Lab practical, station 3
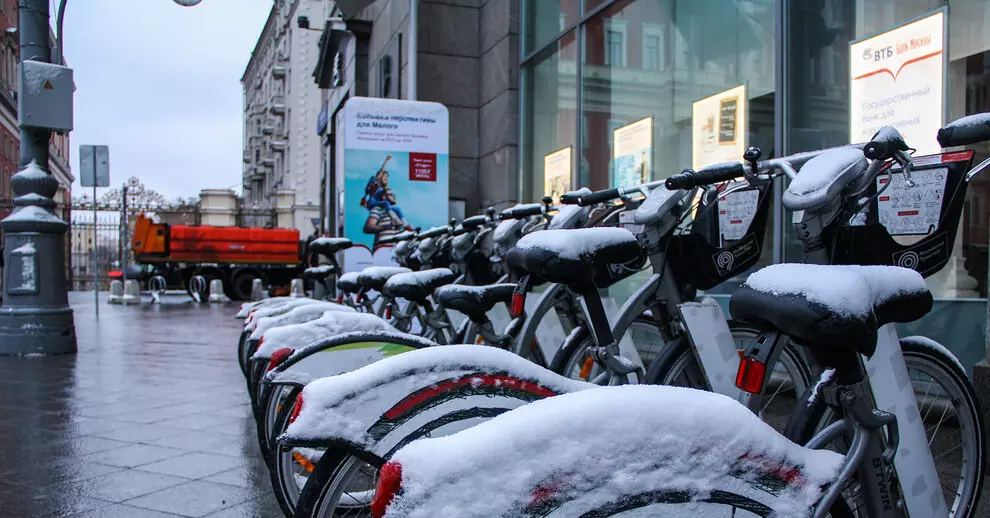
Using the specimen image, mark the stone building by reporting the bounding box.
[242,0,330,234]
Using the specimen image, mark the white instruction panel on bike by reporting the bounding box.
[867,325,948,518]
[876,167,946,236]
[677,299,741,400]
[717,185,759,244]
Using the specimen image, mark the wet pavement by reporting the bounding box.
[0,292,282,517]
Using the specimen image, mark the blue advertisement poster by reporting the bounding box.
[337,98,450,272]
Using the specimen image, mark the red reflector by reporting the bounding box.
[735,357,767,394]
[267,347,294,371]
[337,294,343,304]
[289,393,304,424]
[371,462,403,518]
[385,305,392,319]
[510,293,525,317]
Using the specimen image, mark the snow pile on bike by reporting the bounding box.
[249,302,355,340]
[385,385,844,518]
[283,345,594,447]
[253,312,396,360]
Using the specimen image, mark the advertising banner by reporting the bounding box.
[337,97,449,272]
[612,117,652,188]
[543,146,572,202]
[850,10,945,155]
[692,84,747,170]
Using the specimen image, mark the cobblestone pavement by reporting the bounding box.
[0,292,282,517]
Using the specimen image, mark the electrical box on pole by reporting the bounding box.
[18,61,74,132]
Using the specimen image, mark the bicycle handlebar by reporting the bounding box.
[665,162,745,189]
[937,112,990,148]
[577,187,620,206]
[418,226,450,239]
[499,203,543,220]
[864,126,909,161]
[460,214,488,231]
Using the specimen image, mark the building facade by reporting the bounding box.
[242,0,329,235]
[308,0,990,373]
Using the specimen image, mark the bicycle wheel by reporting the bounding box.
[237,331,250,377]
[296,449,381,518]
[549,316,666,380]
[644,321,812,434]
[786,338,985,517]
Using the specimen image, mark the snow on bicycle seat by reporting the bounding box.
[303,265,335,279]
[382,385,843,518]
[434,284,515,323]
[630,185,690,226]
[356,266,412,292]
[308,237,353,255]
[730,264,932,357]
[337,272,361,293]
[783,146,868,211]
[547,202,591,230]
[507,228,642,287]
[384,268,458,303]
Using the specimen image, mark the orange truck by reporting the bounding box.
[131,215,305,300]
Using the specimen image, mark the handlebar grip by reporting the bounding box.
[499,204,543,220]
[937,112,990,148]
[864,126,909,160]
[559,192,582,205]
[460,214,488,231]
[666,162,744,189]
[419,226,450,239]
[577,187,620,206]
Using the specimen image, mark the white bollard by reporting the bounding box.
[208,279,228,303]
[290,278,305,298]
[122,280,140,305]
[251,278,265,301]
[108,280,124,304]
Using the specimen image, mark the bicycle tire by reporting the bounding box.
[268,385,308,517]
[785,338,986,517]
[237,330,250,377]
[296,447,382,518]
[644,321,812,434]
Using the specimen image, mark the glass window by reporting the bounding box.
[523,0,580,55]
[522,32,579,200]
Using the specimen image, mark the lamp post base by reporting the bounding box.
[0,306,76,355]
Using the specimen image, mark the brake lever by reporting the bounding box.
[894,150,915,187]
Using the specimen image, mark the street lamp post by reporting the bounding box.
[0,0,74,354]
[0,0,203,355]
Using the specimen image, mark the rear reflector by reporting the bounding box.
[289,393,304,424]
[510,293,525,317]
[385,305,392,320]
[268,348,294,372]
[735,357,767,394]
[371,462,403,518]
[337,294,344,304]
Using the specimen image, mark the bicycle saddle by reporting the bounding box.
[383,268,457,304]
[308,237,353,256]
[356,266,412,292]
[729,264,932,358]
[434,284,516,323]
[783,147,868,211]
[337,272,361,293]
[507,228,642,287]
[303,265,335,279]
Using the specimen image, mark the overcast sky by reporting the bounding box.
[63,0,273,201]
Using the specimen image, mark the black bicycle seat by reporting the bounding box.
[356,267,412,292]
[308,237,353,256]
[434,284,515,323]
[303,265,336,279]
[337,272,361,294]
[730,264,932,358]
[783,147,869,212]
[383,268,457,303]
[506,228,642,287]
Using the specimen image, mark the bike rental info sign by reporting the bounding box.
[849,9,946,154]
[336,97,450,272]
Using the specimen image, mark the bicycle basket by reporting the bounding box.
[828,151,975,278]
[666,180,773,290]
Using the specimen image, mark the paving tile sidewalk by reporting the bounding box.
[0,293,282,517]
